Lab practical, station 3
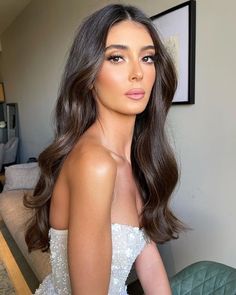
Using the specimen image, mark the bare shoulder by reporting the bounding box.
[63,138,117,232]
[64,139,117,185]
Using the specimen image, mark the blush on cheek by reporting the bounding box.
[94,69,126,102]
[98,65,126,86]
[147,68,156,84]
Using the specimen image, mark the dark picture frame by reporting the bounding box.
[0,82,5,102]
[151,0,196,104]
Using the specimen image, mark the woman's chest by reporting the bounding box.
[111,161,143,225]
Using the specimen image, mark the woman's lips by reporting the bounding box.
[125,88,145,100]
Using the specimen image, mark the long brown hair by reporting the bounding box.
[24,4,184,252]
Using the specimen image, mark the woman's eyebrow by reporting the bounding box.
[104,44,155,52]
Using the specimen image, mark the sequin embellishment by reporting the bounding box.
[34,224,150,295]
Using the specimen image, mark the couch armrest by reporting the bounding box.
[0,190,51,281]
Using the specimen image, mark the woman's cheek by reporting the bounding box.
[102,66,127,86]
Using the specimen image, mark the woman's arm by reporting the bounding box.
[135,241,172,295]
[66,147,117,295]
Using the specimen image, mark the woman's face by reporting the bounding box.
[93,20,156,117]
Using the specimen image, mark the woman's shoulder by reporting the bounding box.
[64,136,117,179]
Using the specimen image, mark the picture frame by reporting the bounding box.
[151,0,196,104]
[0,82,5,102]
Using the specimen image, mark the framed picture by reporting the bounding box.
[0,82,5,102]
[151,0,196,104]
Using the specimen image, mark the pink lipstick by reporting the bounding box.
[125,88,145,100]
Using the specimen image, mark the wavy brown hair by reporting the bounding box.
[24,4,184,252]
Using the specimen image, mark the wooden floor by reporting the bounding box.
[0,231,31,295]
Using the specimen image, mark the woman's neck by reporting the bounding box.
[94,113,136,163]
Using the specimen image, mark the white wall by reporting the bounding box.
[0,0,235,276]
[153,0,236,275]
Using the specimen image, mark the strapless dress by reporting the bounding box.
[34,223,150,295]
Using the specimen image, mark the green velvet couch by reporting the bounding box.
[127,260,236,295]
[171,261,236,295]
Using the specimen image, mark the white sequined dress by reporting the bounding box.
[34,223,150,295]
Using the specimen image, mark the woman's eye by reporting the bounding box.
[107,55,124,63]
[142,55,156,63]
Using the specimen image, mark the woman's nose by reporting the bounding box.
[129,61,143,81]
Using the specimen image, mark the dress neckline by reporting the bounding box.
[50,223,142,233]
[111,223,142,230]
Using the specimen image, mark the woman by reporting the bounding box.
[24,4,183,295]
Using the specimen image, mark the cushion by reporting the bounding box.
[3,162,40,192]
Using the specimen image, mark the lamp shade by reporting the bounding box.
[0,83,5,102]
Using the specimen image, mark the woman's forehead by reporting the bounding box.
[105,20,154,47]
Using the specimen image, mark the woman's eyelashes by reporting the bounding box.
[142,55,156,63]
[107,54,124,63]
[106,53,157,64]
